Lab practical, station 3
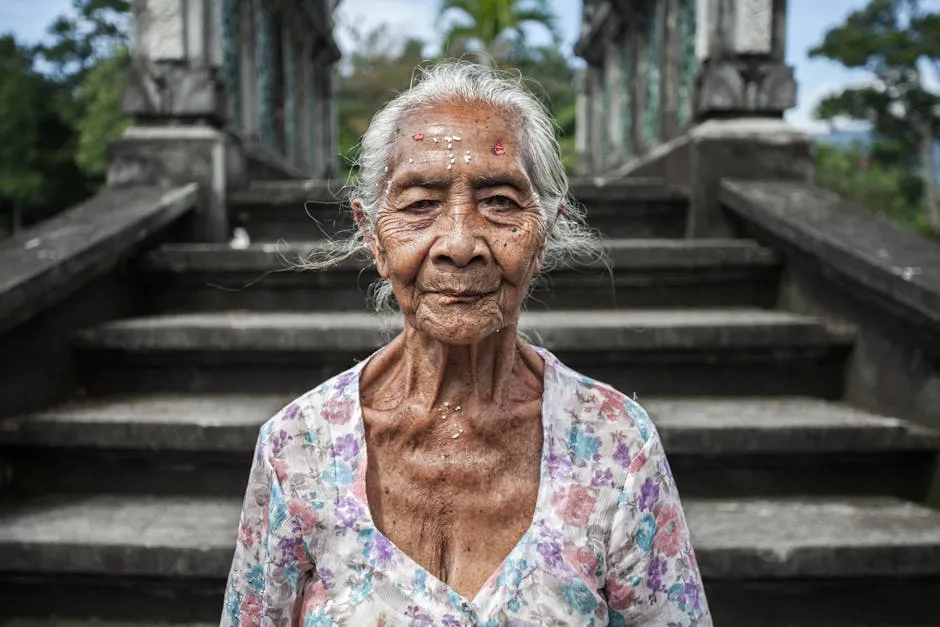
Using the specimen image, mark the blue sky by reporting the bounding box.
[2,0,938,133]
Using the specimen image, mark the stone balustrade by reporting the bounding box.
[575,0,796,177]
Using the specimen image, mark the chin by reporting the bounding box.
[413,310,507,345]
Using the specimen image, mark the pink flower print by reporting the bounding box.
[303,580,330,610]
[629,451,647,473]
[605,576,638,610]
[270,457,289,484]
[654,504,686,557]
[352,462,368,503]
[594,386,625,421]
[564,544,598,584]
[322,396,353,424]
[240,593,262,627]
[239,524,255,549]
[288,497,320,536]
[551,484,596,526]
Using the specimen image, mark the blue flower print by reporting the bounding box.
[566,426,601,463]
[304,610,333,627]
[636,512,657,551]
[245,563,264,593]
[321,460,354,487]
[562,578,598,614]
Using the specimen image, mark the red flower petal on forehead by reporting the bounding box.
[492,140,505,156]
[413,134,424,141]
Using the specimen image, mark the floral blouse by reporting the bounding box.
[222,346,711,626]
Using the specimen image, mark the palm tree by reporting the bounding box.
[437,0,560,62]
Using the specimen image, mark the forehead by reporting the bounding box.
[398,100,520,145]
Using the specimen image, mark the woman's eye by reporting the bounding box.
[482,195,520,210]
[406,199,439,212]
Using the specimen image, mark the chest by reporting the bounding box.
[361,406,543,596]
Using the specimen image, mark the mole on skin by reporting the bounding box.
[355,100,548,599]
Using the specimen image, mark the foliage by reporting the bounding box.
[809,0,940,233]
[338,0,578,178]
[0,0,133,237]
[814,142,937,238]
[74,45,131,178]
[0,35,91,236]
[438,0,559,62]
[337,26,428,176]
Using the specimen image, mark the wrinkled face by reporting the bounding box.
[358,101,547,344]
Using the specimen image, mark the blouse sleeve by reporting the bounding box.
[603,429,712,626]
[221,434,314,626]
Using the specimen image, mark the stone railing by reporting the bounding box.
[722,180,940,428]
[575,0,795,177]
[0,185,199,418]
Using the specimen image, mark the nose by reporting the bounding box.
[429,209,487,268]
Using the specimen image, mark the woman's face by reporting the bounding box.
[363,101,547,344]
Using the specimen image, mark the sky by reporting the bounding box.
[2,0,938,134]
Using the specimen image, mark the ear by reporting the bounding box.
[353,198,390,279]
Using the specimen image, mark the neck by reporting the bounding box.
[400,322,522,411]
[361,320,545,416]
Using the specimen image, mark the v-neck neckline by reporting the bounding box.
[347,345,554,611]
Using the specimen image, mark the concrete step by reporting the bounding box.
[1,495,939,625]
[140,239,781,312]
[71,309,854,396]
[227,179,689,241]
[2,396,935,500]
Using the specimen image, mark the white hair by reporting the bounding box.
[302,60,603,311]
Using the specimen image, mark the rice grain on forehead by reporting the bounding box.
[302,61,602,313]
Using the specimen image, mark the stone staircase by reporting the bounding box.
[2,179,940,626]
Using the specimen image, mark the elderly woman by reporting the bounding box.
[222,62,710,626]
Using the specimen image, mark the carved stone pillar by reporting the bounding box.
[123,0,226,123]
[110,0,242,242]
[693,0,796,120]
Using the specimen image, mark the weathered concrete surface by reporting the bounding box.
[647,397,940,454]
[0,496,237,577]
[4,495,940,580]
[72,309,848,352]
[140,238,782,312]
[107,127,232,242]
[0,185,197,334]
[722,179,940,429]
[5,395,933,458]
[721,180,940,330]
[143,238,779,274]
[690,497,940,578]
[0,395,289,452]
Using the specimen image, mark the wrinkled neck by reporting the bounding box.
[397,321,523,411]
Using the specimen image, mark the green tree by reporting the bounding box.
[438,0,560,62]
[35,0,131,89]
[0,35,91,235]
[74,45,131,179]
[809,0,940,233]
[814,142,929,235]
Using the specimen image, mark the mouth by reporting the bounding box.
[434,290,497,303]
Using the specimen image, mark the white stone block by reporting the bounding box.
[733,0,774,54]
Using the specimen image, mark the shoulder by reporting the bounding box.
[256,364,362,459]
[540,348,659,470]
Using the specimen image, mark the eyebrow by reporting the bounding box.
[394,173,529,192]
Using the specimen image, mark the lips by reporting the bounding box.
[434,289,496,302]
